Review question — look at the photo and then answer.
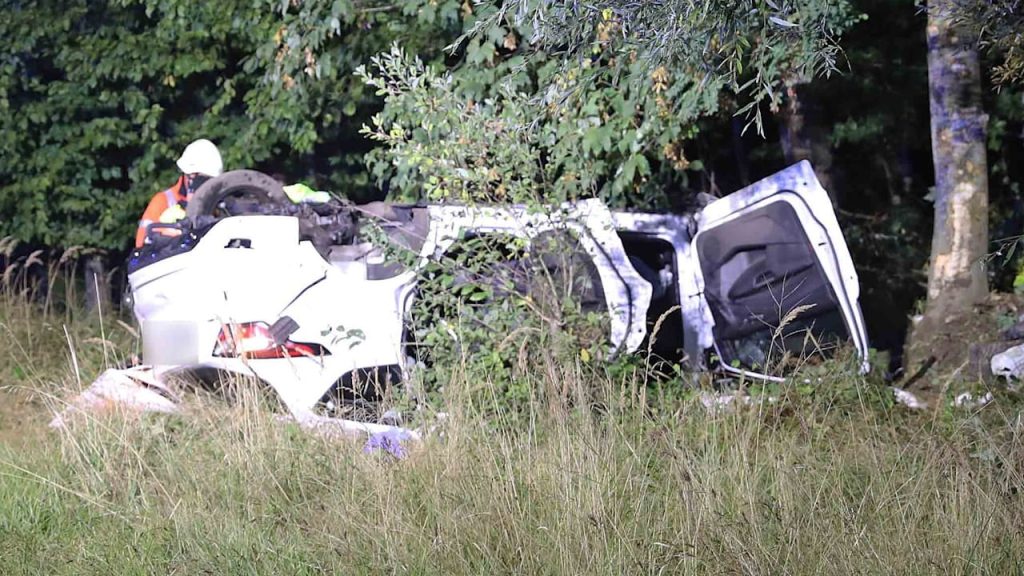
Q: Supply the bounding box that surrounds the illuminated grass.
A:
[0,294,1022,574]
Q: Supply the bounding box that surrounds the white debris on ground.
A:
[889,343,1024,411]
[992,344,1024,379]
[953,391,995,408]
[892,388,996,410]
[49,366,180,428]
[892,387,928,410]
[699,391,777,412]
[698,386,999,413]
[278,413,422,458]
[278,411,422,441]
[54,366,1006,444]
[49,366,425,456]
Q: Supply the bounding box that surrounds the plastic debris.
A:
[282,411,423,444]
[953,391,994,409]
[892,387,995,410]
[992,344,1024,379]
[698,391,777,412]
[49,366,180,428]
[53,366,426,448]
[892,387,927,410]
[363,428,416,459]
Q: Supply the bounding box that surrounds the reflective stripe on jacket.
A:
[283,183,331,204]
[135,176,186,248]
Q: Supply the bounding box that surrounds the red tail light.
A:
[213,322,328,359]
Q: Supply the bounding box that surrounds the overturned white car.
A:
[123,160,868,422]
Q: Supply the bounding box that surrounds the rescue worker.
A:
[134,138,224,248]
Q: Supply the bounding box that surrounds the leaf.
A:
[580,347,591,363]
[768,16,799,28]
[583,125,610,154]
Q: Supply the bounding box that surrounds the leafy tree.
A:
[952,0,1024,86]
[469,0,861,132]
[0,0,452,257]
[1,1,269,251]
[232,0,463,195]
[351,0,861,209]
[357,40,707,207]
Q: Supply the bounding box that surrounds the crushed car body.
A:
[61,160,869,431]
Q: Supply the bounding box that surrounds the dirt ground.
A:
[905,291,1024,392]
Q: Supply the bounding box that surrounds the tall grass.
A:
[1,291,1023,574]
[0,254,136,399]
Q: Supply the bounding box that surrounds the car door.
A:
[689,160,869,379]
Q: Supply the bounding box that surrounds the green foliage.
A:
[357,46,548,203]
[464,0,864,133]
[356,45,674,206]
[355,0,860,210]
[357,43,689,207]
[239,0,461,159]
[396,229,611,414]
[0,0,456,251]
[951,0,1024,85]
[0,1,274,249]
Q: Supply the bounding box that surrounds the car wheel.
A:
[186,169,289,222]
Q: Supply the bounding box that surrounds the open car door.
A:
[690,161,869,378]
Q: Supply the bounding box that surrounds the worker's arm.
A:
[134,193,168,248]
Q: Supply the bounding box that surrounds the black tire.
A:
[186,169,289,223]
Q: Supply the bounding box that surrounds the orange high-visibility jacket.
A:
[135,176,186,248]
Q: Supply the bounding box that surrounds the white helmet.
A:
[176,138,223,177]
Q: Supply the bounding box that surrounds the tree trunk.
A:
[924,0,989,321]
[84,254,109,312]
[777,83,839,206]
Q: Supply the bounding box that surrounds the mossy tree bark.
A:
[924,0,990,322]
